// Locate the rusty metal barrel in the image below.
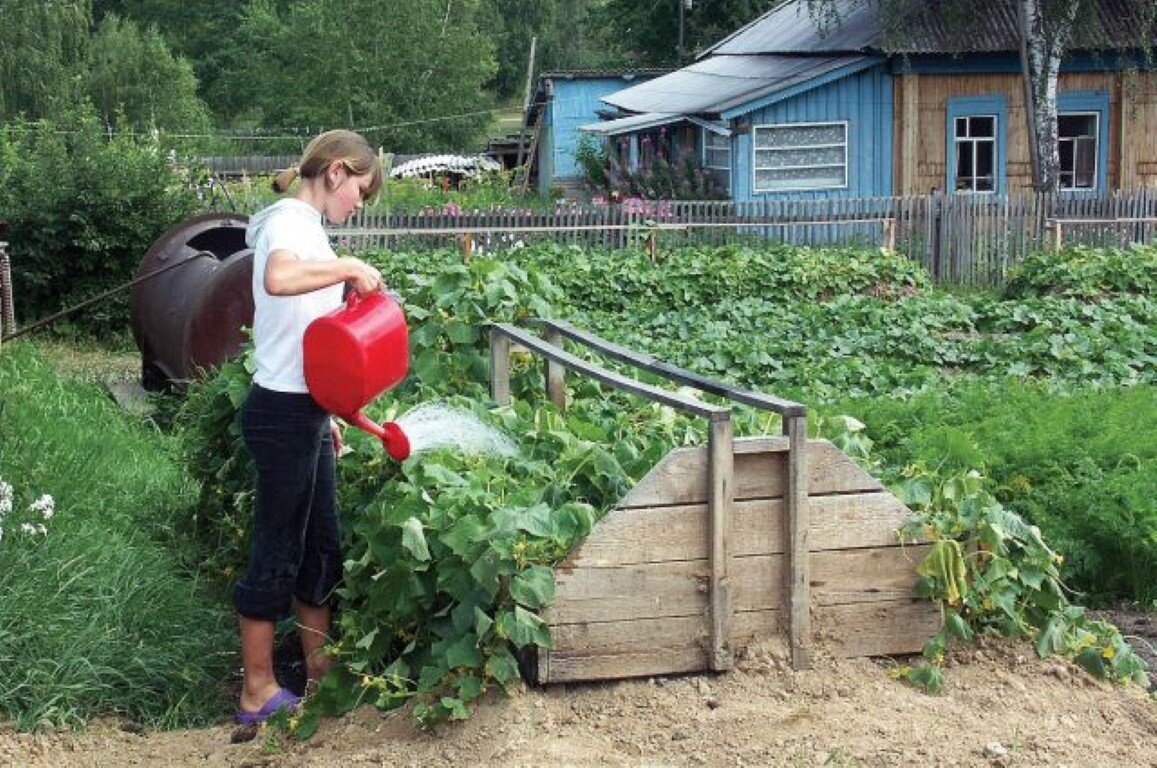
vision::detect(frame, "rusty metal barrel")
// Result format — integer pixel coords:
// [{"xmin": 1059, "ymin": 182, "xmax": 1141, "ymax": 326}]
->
[{"xmin": 130, "ymin": 212, "xmax": 253, "ymax": 389}]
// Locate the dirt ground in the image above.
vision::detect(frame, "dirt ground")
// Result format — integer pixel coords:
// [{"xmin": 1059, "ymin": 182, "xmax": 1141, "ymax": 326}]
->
[{"xmin": 1, "ymin": 632, "xmax": 1153, "ymax": 768}]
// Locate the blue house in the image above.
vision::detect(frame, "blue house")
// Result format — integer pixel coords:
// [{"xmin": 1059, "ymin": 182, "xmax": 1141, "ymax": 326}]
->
[
  {"xmin": 581, "ymin": 0, "xmax": 1157, "ymax": 200},
  {"xmin": 524, "ymin": 69, "xmax": 668, "ymax": 197}
]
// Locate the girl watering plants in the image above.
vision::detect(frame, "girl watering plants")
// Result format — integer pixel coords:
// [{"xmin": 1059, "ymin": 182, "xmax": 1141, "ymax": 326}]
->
[{"xmin": 233, "ymin": 129, "xmax": 383, "ymax": 724}]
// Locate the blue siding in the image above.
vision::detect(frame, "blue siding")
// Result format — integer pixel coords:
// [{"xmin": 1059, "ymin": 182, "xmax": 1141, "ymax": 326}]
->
[
  {"xmin": 539, "ymin": 76, "xmax": 660, "ymax": 195},
  {"xmin": 730, "ymin": 64, "xmax": 894, "ymax": 200}
]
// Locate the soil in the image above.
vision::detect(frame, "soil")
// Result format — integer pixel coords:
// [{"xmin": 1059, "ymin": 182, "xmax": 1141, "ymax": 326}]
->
[{"xmin": 1, "ymin": 632, "xmax": 1153, "ymax": 768}]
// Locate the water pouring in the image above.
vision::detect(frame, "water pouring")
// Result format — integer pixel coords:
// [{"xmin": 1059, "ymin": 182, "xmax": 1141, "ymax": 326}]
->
[{"xmin": 303, "ymin": 290, "xmax": 413, "ymax": 460}]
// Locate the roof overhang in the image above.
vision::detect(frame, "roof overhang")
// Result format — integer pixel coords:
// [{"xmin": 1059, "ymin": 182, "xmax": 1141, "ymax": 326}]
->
[{"xmin": 579, "ymin": 112, "xmax": 685, "ymax": 136}]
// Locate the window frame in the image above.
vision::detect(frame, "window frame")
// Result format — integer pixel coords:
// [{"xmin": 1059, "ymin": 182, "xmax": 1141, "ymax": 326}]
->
[
  {"xmin": 946, "ymin": 95, "xmax": 1007, "ymax": 196},
  {"xmin": 750, "ymin": 120, "xmax": 849, "ymax": 194},
  {"xmin": 952, "ymin": 114, "xmax": 999, "ymax": 194},
  {"xmin": 702, "ymin": 128, "xmax": 732, "ymax": 194},
  {"xmin": 1056, "ymin": 111, "xmax": 1100, "ymax": 192}
]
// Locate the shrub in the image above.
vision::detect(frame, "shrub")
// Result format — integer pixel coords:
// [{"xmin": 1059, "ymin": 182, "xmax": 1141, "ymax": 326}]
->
[
  {"xmin": 0, "ymin": 105, "xmax": 199, "ymax": 336},
  {"xmin": 1003, "ymin": 245, "xmax": 1157, "ymax": 300}
]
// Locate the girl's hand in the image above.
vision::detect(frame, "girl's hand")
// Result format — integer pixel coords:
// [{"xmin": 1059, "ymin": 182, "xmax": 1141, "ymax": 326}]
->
[
  {"xmin": 330, "ymin": 420, "xmax": 346, "ymax": 459},
  {"xmin": 343, "ymin": 258, "xmax": 382, "ymax": 296}
]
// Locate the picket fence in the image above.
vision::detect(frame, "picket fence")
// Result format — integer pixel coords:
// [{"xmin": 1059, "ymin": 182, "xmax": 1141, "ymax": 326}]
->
[{"xmin": 330, "ymin": 189, "xmax": 1157, "ymax": 286}]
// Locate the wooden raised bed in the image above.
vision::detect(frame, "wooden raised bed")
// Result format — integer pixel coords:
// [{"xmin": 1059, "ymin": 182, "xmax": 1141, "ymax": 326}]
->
[{"xmin": 489, "ymin": 320, "xmax": 939, "ymax": 684}]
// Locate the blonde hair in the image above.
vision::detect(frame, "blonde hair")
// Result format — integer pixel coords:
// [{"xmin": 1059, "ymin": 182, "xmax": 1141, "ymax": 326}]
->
[{"xmin": 273, "ymin": 129, "xmax": 382, "ymax": 199}]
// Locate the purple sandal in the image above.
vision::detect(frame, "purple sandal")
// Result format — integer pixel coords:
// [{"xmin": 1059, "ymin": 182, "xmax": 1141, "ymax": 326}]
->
[{"xmin": 236, "ymin": 688, "xmax": 300, "ymax": 724}]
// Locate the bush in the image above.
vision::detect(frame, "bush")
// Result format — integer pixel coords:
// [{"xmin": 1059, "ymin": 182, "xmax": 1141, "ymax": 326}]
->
[
  {"xmin": 1004, "ymin": 245, "xmax": 1157, "ymax": 300},
  {"xmin": 0, "ymin": 105, "xmax": 199, "ymax": 336}
]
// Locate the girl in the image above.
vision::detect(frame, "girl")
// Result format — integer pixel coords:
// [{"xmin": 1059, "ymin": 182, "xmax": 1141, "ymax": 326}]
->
[{"xmin": 234, "ymin": 129, "xmax": 383, "ymax": 724}]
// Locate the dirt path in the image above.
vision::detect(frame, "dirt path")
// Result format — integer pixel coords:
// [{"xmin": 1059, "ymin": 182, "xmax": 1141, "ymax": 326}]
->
[{"xmin": 2, "ymin": 636, "xmax": 1153, "ymax": 768}]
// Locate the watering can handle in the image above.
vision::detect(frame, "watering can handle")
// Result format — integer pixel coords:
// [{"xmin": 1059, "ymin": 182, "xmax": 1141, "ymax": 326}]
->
[{"xmin": 345, "ymin": 288, "xmax": 400, "ymax": 310}]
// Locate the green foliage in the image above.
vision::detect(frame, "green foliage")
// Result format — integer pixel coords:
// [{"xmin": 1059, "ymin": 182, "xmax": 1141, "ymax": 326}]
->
[
  {"xmin": 218, "ymin": 0, "xmax": 497, "ymax": 152},
  {"xmin": 891, "ymin": 457, "xmax": 1149, "ymax": 692},
  {"xmin": 1004, "ymin": 244, "xmax": 1157, "ymax": 300},
  {"xmin": 85, "ymin": 14, "xmax": 213, "ymax": 134},
  {"xmin": 0, "ymin": 343, "xmax": 234, "ymax": 729},
  {"xmin": 0, "ymin": 0, "xmax": 91, "ymax": 120},
  {"xmin": 173, "ymin": 347, "xmax": 257, "ymax": 589},
  {"xmin": 837, "ymin": 382, "xmax": 1157, "ymax": 605},
  {"xmin": 0, "ymin": 106, "xmax": 199, "ymax": 335}
]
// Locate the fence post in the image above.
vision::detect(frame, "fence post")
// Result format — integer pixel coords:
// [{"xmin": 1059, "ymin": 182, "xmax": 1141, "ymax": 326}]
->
[
  {"xmin": 544, "ymin": 327, "xmax": 567, "ymax": 411},
  {"xmin": 489, "ymin": 331, "xmax": 511, "ymax": 406},
  {"xmin": 0, "ymin": 239, "xmax": 13, "ymax": 345},
  {"xmin": 783, "ymin": 412, "xmax": 811, "ymax": 670},
  {"xmin": 1053, "ymin": 219, "xmax": 1063, "ymax": 254},
  {"xmin": 883, "ymin": 217, "xmax": 897, "ymax": 251}
]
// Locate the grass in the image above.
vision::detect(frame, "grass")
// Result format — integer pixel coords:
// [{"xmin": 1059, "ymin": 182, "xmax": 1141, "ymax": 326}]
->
[{"xmin": 0, "ymin": 341, "xmax": 235, "ymax": 729}]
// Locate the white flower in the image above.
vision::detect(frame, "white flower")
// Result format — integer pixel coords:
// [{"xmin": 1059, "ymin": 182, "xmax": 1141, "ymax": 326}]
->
[
  {"xmin": 20, "ymin": 522, "xmax": 36, "ymax": 535},
  {"xmin": 0, "ymin": 479, "xmax": 12, "ymax": 516},
  {"xmin": 36, "ymin": 524, "xmax": 46, "ymax": 536},
  {"xmin": 29, "ymin": 494, "xmax": 54, "ymax": 520}
]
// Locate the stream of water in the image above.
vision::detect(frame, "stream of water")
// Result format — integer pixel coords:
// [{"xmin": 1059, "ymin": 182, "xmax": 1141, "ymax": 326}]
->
[{"xmin": 393, "ymin": 401, "xmax": 518, "ymax": 458}]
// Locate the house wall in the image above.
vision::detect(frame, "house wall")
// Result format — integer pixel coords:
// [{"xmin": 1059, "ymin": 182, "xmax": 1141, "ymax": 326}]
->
[
  {"xmin": 538, "ymin": 75, "xmax": 661, "ymax": 196},
  {"xmin": 730, "ymin": 64, "xmax": 894, "ymax": 201},
  {"xmin": 893, "ymin": 69, "xmax": 1157, "ymax": 194}
]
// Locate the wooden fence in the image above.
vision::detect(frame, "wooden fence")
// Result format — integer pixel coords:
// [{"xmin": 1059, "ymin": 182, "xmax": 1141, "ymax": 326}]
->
[{"xmin": 330, "ymin": 188, "xmax": 1157, "ymax": 285}]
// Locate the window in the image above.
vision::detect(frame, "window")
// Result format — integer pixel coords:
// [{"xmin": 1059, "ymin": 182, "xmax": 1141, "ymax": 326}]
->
[
  {"xmin": 752, "ymin": 122, "xmax": 847, "ymax": 192},
  {"xmin": 953, "ymin": 115, "xmax": 997, "ymax": 192},
  {"xmin": 1058, "ymin": 113, "xmax": 1098, "ymax": 191},
  {"xmin": 703, "ymin": 130, "xmax": 731, "ymax": 194}
]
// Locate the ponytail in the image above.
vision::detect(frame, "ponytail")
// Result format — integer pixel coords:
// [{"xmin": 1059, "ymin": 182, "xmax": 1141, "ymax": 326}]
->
[{"xmin": 272, "ymin": 165, "xmax": 300, "ymax": 193}]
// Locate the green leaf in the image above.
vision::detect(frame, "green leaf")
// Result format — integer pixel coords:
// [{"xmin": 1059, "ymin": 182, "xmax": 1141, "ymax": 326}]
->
[
  {"xmin": 498, "ymin": 606, "xmax": 553, "ymax": 649},
  {"xmin": 510, "ymin": 565, "xmax": 556, "ymax": 609},
  {"xmin": 401, "ymin": 517, "xmax": 431, "ymax": 562},
  {"xmin": 484, "ymin": 646, "xmax": 521, "ymax": 686}
]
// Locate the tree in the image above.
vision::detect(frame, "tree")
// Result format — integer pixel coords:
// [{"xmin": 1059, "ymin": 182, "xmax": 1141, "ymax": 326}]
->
[
  {"xmin": 0, "ymin": 0, "xmax": 92, "ymax": 120},
  {"xmin": 588, "ymin": 0, "xmax": 780, "ymax": 66},
  {"xmin": 806, "ymin": 0, "xmax": 1157, "ymax": 192},
  {"xmin": 219, "ymin": 0, "xmax": 498, "ymax": 152},
  {"xmin": 84, "ymin": 14, "xmax": 213, "ymax": 134}
]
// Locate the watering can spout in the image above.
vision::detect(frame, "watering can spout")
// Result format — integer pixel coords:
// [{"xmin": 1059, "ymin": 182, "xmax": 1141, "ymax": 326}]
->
[{"xmin": 344, "ymin": 411, "xmax": 412, "ymax": 461}]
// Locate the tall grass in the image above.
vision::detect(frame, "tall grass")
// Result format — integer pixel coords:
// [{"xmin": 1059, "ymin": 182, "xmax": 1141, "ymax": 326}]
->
[{"xmin": 0, "ymin": 343, "xmax": 235, "ymax": 729}]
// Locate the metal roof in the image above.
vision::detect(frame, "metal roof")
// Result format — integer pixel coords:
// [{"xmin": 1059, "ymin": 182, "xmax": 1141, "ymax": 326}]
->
[
  {"xmin": 601, "ymin": 54, "xmax": 870, "ymax": 116},
  {"xmin": 579, "ymin": 112, "xmax": 684, "ymax": 136},
  {"xmin": 706, "ymin": 0, "xmax": 1156, "ymax": 57}
]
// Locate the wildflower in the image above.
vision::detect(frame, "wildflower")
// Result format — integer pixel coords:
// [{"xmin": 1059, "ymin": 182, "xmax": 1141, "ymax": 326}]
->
[
  {"xmin": 29, "ymin": 494, "xmax": 54, "ymax": 521},
  {"xmin": 0, "ymin": 479, "xmax": 12, "ymax": 515}
]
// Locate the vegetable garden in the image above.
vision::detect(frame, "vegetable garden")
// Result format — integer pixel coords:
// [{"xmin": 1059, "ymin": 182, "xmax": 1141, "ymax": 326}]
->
[{"xmin": 0, "ymin": 239, "xmax": 1153, "ymax": 743}]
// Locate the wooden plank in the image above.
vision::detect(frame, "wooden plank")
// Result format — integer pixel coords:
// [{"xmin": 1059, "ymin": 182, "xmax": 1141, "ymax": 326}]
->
[
  {"xmin": 567, "ymin": 492, "xmax": 917, "ymax": 567},
  {"xmin": 783, "ymin": 414, "xmax": 811, "ymax": 669},
  {"xmin": 707, "ymin": 418, "xmax": 735, "ymax": 670},
  {"xmin": 618, "ymin": 438, "xmax": 883, "ymax": 508},
  {"xmin": 817, "ymin": 600, "xmax": 942, "ymax": 659},
  {"xmin": 538, "ymin": 600, "xmax": 937, "ymax": 683},
  {"xmin": 546, "ymin": 545, "xmax": 932, "ymax": 625}
]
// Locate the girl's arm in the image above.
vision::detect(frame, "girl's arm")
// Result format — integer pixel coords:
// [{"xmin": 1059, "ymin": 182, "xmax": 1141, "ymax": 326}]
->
[{"xmin": 263, "ymin": 249, "xmax": 382, "ymax": 296}]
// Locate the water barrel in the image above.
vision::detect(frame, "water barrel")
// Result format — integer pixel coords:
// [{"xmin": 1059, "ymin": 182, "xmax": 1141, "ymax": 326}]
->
[{"xmin": 130, "ymin": 212, "xmax": 253, "ymax": 389}]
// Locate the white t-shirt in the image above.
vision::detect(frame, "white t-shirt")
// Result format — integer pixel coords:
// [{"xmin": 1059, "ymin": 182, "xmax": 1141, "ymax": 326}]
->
[{"xmin": 245, "ymin": 198, "xmax": 344, "ymax": 393}]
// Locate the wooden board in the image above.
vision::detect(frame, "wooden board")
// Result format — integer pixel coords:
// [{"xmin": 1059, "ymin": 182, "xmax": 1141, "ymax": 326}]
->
[
  {"xmin": 538, "ymin": 600, "xmax": 940, "ymax": 683},
  {"xmin": 566, "ymin": 491, "xmax": 916, "ymax": 567},
  {"xmin": 619, "ymin": 438, "xmax": 882, "ymax": 508},
  {"xmin": 545, "ymin": 545, "xmax": 932, "ymax": 625}
]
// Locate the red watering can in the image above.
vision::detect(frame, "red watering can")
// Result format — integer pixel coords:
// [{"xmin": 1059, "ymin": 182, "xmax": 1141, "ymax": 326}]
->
[{"xmin": 303, "ymin": 291, "xmax": 412, "ymax": 460}]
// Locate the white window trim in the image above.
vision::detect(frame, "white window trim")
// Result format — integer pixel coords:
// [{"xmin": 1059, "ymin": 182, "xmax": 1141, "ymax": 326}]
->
[
  {"xmin": 751, "ymin": 120, "xmax": 849, "ymax": 193},
  {"xmin": 702, "ymin": 129, "xmax": 731, "ymax": 193},
  {"xmin": 1057, "ymin": 111, "xmax": 1099, "ymax": 192},
  {"xmin": 952, "ymin": 114, "xmax": 998, "ymax": 195}
]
